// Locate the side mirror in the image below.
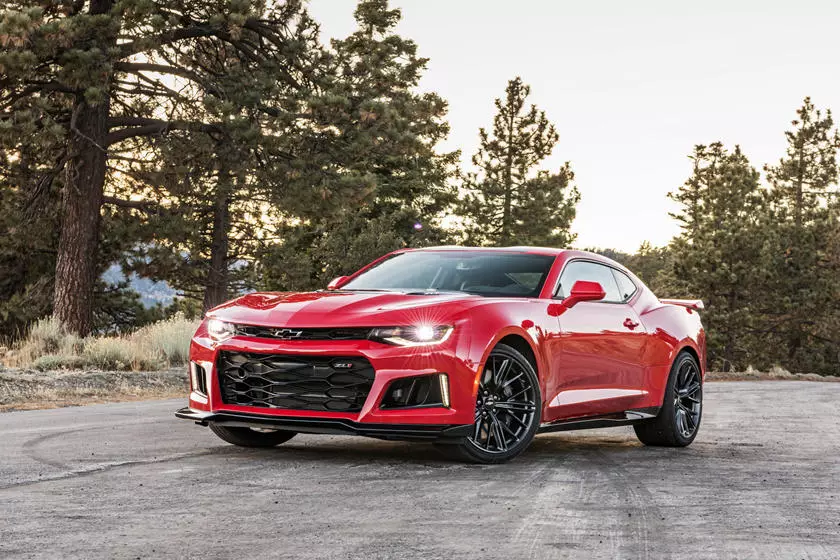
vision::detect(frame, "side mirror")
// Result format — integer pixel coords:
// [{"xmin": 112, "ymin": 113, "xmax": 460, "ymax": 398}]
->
[
  {"xmin": 547, "ymin": 280, "xmax": 605, "ymax": 316},
  {"xmin": 565, "ymin": 280, "xmax": 606, "ymax": 307},
  {"xmin": 326, "ymin": 276, "xmax": 349, "ymax": 290}
]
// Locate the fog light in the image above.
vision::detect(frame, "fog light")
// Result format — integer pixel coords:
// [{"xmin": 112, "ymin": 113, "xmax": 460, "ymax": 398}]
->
[
  {"xmin": 189, "ymin": 362, "xmax": 208, "ymax": 395},
  {"xmin": 438, "ymin": 373, "xmax": 450, "ymax": 408},
  {"xmin": 380, "ymin": 373, "xmax": 450, "ymax": 409}
]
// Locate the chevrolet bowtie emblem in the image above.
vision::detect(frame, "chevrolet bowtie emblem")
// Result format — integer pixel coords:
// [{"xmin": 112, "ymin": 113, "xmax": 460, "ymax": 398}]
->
[{"xmin": 273, "ymin": 328, "xmax": 304, "ymax": 339}]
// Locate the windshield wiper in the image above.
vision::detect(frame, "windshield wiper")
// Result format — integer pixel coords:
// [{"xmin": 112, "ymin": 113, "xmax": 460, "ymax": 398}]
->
[
  {"xmin": 341, "ymin": 288, "xmax": 398, "ymax": 292},
  {"xmin": 401, "ymin": 289, "xmax": 465, "ymax": 296}
]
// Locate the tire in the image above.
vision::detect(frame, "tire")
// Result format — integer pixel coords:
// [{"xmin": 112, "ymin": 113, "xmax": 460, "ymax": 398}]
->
[
  {"xmin": 209, "ymin": 423, "xmax": 297, "ymax": 448},
  {"xmin": 438, "ymin": 343, "xmax": 541, "ymax": 464},
  {"xmin": 634, "ymin": 351, "xmax": 702, "ymax": 447}
]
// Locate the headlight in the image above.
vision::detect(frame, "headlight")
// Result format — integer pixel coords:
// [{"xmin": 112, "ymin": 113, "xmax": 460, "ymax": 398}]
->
[
  {"xmin": 207, "ymin": 318, "xmax": 236, "ymax": 341},
  {"xmin": 369, "ymin": 325, "xmax": 453, "ymax": 347}
]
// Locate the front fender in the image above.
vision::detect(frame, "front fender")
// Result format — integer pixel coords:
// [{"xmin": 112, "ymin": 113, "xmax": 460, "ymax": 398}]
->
[{"xmin": 456, "ymin": 300, "xmax": 555, "ymax": 405}]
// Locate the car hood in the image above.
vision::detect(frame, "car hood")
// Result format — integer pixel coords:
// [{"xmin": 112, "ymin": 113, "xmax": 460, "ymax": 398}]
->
[{"xmin": 208, "ymin": 290, "xmax": 483, "ymax": 327}]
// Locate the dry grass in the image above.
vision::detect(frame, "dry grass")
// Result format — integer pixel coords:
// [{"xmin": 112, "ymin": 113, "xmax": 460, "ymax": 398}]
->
[{"xmin": 1, "ymin": 314, "xmax": 200, "ymax": 371}]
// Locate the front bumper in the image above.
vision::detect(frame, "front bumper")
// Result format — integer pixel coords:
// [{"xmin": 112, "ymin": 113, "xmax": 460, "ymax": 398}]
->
[
  {"xmin": 181, "ymin": 324, "xmax": 479, "ymax": 429},
  {"xmin": 176, "ymin": 407, "xmax": 472, "ymax": 442}
]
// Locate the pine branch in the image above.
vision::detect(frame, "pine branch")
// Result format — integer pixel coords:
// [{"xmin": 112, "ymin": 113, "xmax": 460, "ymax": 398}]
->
[
  {"xmin": 102, "ymin": 196, "xmax": 162, "ymax": 214},
  {"xmin": 105, "ymin": 117, "xmax": 223, "ymax": 145},
  {"xmin": 117, "ymin": 25, "xmax": 219, "ymax": 59},
  {"xmin": 113, "ymin": 62, "xmax": 222, "ymax": 96}
]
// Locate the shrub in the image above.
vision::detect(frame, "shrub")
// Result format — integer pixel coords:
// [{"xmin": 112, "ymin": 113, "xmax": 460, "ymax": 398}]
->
[
  {"xmin": 83, "ymin": 337, "xmax": 145, "ymax": 371},
  {"xmin": 7, "ymin": 317, "xmax": 82, "ymax": 368},
  {"xmin": 32, "ymin": 354, "xmax": 88, "ymax": 371},
  {"xmin": 3, "ymin": 314, "xmax": 199, "ymax": 371},
  {"xmin": 132, "ymin": 313, "xmax": 196, "ymax": 366}
]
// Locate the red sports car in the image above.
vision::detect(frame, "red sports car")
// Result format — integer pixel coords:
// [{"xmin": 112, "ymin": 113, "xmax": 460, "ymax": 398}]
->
[{"xmin": 177, "ymin": 247, "xmax": 705, "ymax": 463}]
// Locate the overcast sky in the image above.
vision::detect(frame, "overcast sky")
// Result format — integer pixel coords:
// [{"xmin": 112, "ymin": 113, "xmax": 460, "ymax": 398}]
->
[{"xmin": 308, "ymin": 0, "xmax": 840, "ymax": 252}]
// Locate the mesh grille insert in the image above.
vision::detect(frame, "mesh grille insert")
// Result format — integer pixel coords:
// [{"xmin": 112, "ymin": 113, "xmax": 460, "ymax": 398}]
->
[
  {"xmin": 217, "ymin": 351, "xmax": 375, "ymax": 412},
  {"xmin": 234, "ymin": 326, "xmax": 371, "ymax": 341}
]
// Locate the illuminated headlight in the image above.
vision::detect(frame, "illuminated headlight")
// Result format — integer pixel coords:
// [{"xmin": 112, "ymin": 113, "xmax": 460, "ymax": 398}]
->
[
  {"xmin": 369, "ymin": 325, "xmax": 453, "ymax": 347},
  {"xmin": 207, "ymin": 318, "xmax": 236, "ymax": 341}
]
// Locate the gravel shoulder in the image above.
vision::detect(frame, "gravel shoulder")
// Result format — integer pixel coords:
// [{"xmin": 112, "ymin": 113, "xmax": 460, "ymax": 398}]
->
[
  {"xmin": 1, "ymin": 381, "xmax": 838, "ymax": 559},
  {"xmin": 0, "ymin": 368, "xmax": 187, "ymax": 412}
]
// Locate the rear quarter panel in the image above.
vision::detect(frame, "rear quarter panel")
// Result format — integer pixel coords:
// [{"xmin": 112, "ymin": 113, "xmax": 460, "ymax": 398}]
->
[{"xmin": 634, "ymin": 288, "xmax": 707, "ymax": 405}]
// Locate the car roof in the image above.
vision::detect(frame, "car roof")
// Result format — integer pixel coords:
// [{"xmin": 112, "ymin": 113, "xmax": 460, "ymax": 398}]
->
[
  {"xmin": 408, "ymin": 245, "xmax": 565, "ymax": 255},
  {"xmin": 402, "ymin": 246, "xmax": 630, "ymax": 272}
]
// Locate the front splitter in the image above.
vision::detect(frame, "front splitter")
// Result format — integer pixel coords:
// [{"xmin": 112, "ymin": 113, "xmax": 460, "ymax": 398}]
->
[{"xmin": 176, "ymin": 407, "xmax": 472, "ymax": 442}]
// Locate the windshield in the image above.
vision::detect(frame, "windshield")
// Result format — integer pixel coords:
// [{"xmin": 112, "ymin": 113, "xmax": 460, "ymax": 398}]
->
[{"xmin": 342, "ymin": 251, "xmax": 556, "ymax": 298}]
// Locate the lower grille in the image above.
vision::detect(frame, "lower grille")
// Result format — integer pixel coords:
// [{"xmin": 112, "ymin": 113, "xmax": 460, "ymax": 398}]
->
[{"xmin": 217, "ymin": 351, "xmax": 375, "ymax": 412}]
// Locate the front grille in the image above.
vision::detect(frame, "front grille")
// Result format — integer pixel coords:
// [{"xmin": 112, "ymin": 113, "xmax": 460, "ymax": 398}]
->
[
  {"xmin": 234, "ymin": 325, "xmax": 371, "ymax": 341},
  {"xmin": 217, "ymin": 351, "xmax": 375, "ymax": 412}
]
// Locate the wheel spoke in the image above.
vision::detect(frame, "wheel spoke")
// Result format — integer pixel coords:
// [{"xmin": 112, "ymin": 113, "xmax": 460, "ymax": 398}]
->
[
  {"xmin": 494, "ymin": 358, "xmax": 512, "ymax": 388},
  {"xmin": 494, "ymin": 413, "xmax": 519, "ymax": 439},
  {"xmin": 683, "ymin": 382, "xmax": 701, "ymax": 396},
  {"xmin": 495, "ymin": 400, "xmax": 535, "ymax": 412},
  {"xmin": 474, "ymin": 416, "xmax": 486, "ymax": 447},
  {"xmin": 491, "ymin": 418, "xmax": 507, "ymax": 452},
  {"xmin": 501, "ymin": 370, "xmax": 524, "ymax": 390},
  {"xmin": 502, "ymin": 410, "xmax": 529, "ymax": 429},
  {"xmin": 683, "ymin": 409, "xmax": 697, "ymax": 431},
  {"xmin": 506, "ymin": 385, "xmax": 529, "ymax": 401}
]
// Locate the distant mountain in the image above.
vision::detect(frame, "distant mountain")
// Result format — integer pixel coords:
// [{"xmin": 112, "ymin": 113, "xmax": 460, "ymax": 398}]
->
[{"xmin": 102, "ymin": 265, "xmax": 177, "ymax": 308}]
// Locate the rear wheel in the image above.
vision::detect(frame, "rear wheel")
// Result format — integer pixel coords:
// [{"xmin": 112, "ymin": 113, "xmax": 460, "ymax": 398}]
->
[
  {"xmin": 209, "ymin": 424, "xmax": 297, "ymax": 448},
  {"xmin": 634, "ymin": 351, "xmax": 702, "ymax": 447},
  {"xmin": 439, "ymin": 343, "xmax": 541, "ymax": 464}
]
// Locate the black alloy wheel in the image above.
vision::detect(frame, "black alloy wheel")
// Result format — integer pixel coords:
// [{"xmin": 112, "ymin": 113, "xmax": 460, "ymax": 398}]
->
[
  {"xmin": 634, "ymin": 351, "xmax": 703, "ymax": 447},
  {"xmin": 439, "ymin": 343, "xmax": 541, "ymax": 463},
  {"xmin": 673, "ymin": 358, "xmax": 702, "ymax": 438}
]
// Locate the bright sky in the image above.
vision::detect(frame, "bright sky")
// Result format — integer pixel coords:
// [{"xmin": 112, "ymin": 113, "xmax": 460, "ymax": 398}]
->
[{"xmin": 308, "ymin": 0, "xmax": 840, "ymax": 252}]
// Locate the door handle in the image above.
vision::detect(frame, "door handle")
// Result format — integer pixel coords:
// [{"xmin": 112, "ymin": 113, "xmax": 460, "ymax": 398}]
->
[{"xmin": 623, "ymin": 318, "xmax": 639, "ymax": 330}]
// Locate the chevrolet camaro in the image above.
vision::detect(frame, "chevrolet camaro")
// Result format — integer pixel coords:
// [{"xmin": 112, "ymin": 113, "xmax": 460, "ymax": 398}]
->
[{"xmin": 176, "ymin": 247, "xmax": 705, "ymax": 463}]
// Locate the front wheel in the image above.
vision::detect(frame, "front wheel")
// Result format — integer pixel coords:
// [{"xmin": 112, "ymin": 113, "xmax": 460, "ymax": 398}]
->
[
  {"xmin": 209, "ymin": 424, "xmax": 297, "ymax": 448},
  {"xmin": 634, "ymin": 351, "xmax": 702, "ymax": 447},
  {"xmin": 439, "ymin": 343, "xmax": 541, "ymax": 464}
]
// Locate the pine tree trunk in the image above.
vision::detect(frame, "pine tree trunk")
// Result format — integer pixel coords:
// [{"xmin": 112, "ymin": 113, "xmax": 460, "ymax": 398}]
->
[
  {"xmin": 53, "ymin": 0, "xmax": 114, "ymax": 335},
  {"xmin": 202, "ymin": 172, "xmax": 232, "ymax": 312},
  {"xmin": 501, "ymin": 111, "xmax": 516, "ymax": 245}
]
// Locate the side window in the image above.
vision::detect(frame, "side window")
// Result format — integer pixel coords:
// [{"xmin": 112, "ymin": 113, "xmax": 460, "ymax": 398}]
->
[
  {"xmin": 556, "ymin": 261, "xmax": 622, "ymax": 302},
  {"xmin": 612, "ymin": 269, "xmax": 638, "ymax": 302}
]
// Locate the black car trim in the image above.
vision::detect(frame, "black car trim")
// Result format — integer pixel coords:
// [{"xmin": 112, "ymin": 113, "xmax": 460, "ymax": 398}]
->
[
  {"xmin": 175, "ymin": 407, "xmax": 472, "ymax": 441},
  {"xmin": 537, "ymin": 406, "xmax": 660, "ymax": 433}
]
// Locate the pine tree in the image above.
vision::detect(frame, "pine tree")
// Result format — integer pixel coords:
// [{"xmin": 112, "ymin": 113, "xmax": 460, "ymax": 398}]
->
[
  {"xmin": 0, "ymin": 0, "xmax": 319, "ymax": 333},
  {"xmin": 259, "ymin": 0, "xmax": 459, "ymax": 290},
  {"xmin": 762, "ymin": 98, "xmax": 840, "ymax": 372},
  {"xmin": 461, "ymin": 77, "xmax": 579, "ymax": 247},
  {"xmin": 668, "ymin": 143, "xmax": 767, "ymax": 371}
]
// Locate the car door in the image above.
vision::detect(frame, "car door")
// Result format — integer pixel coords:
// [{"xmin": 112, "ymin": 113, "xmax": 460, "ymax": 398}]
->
[{"xmin": 545, "ymin": 260, "xmax": 648, "ymax": 422}]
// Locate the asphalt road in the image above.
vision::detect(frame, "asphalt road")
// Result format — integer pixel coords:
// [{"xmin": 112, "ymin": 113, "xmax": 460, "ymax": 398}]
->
[{"xmin": 1, "ymin": 381, "xmax": 838, "ymax": 560}]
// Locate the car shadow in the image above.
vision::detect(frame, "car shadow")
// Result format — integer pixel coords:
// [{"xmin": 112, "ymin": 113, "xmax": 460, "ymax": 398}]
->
[{"xmin": 201, "ymin": 430, "xmax": 689, "ymax": 468}]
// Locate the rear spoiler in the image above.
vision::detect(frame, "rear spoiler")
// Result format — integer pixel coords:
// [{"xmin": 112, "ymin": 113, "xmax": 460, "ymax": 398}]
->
[{"xmin": 660, "ymin": 299, "xmax": 705, "ymax": 311}]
